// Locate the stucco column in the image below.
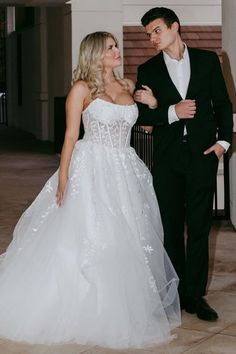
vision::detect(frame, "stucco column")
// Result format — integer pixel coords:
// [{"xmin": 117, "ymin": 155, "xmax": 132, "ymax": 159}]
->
[
  {"xmin": 6, "ymin": 7, "xmax": 15, "ymax": 127},
  {"xmin": 222, "ymin": 0, "xmax": 236, "ymax": 228},
  {"xmin": 70, "ymin": 0, "xmax": 123, "ymax": 75},
  {"xmin": 34, "ymin": 7, "xmax": 49, "ymax": 140}
]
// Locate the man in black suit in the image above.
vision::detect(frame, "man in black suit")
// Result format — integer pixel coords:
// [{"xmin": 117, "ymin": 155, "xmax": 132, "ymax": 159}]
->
[{"xmin": 134, "ymin": 7, "xmax": 233, "ymax": 321}]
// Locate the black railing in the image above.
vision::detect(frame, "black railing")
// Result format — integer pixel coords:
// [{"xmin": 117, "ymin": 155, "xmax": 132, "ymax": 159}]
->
[
  {"xmin": 0, "ymin": 92, "xmax": 7, "ymax": 125},
  {"xmin": 131, "ymin": 125, "xmax": 153, "ymax": 171}
]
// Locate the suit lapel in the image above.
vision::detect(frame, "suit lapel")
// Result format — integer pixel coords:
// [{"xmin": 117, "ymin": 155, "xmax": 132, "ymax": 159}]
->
[
  {"xmin": 154, "ymin": 52, "xmax": 182, "ymax": 100},
  {"xmin": 150, "ymin": 48, "xmax": 198, "ymax": 100},
  {"xmin": 186, "ymin": 47, "xmax": 198, "ymax": 98},
  {"xmin": 155, "ymin": 48, "xmax": 198, "ymax": 99}
]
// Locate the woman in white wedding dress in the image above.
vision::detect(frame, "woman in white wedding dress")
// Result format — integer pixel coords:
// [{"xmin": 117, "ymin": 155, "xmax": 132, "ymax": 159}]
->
[{"xmin": 0, "ymin": 31, "xmax": 180, "ymax": 348}]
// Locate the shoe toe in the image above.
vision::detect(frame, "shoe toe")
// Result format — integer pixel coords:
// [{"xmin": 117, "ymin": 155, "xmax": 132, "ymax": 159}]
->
[{"xmin": 196, "ymin": 299, "xmax": 218, "ymax": 321}]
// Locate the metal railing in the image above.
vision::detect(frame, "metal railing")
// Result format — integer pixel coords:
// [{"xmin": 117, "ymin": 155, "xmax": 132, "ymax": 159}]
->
[{"xmin": 131, "ymin": 125, "xmax": 153, "ymax": 171}]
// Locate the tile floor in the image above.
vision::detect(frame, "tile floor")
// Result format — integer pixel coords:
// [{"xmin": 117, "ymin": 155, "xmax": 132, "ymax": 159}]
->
[{"xmin": 0, "ymin": 126, "xmax": 236, "ymax": 354}]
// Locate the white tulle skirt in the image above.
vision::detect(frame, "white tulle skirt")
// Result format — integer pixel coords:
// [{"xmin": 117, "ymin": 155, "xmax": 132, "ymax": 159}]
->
[{"xmin": 0, "ymin": 140, "xmax": 181, "ymax": 348}]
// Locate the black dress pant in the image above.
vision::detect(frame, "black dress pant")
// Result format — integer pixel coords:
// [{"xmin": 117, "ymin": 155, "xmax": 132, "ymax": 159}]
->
[{"xmin": 153, "ymin": 140, "xmax": 219, "ymax": 299}]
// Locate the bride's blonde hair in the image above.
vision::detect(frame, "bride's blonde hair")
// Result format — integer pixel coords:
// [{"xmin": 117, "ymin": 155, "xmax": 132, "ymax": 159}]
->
[{"xmin": 72, "ymin": 31, "xmax": 128, "ymax": 97}]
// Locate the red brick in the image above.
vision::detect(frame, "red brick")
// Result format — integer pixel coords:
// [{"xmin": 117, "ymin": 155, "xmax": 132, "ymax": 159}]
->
[{"xmin": 123, "ymin": 25, "xmax": 222, "ymax": 81}]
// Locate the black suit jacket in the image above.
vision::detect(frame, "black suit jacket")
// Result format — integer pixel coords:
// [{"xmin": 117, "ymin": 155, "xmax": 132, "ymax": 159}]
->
[{"xmin": 136, "ymin": 47, "xmax": 233, "ymax": 161}]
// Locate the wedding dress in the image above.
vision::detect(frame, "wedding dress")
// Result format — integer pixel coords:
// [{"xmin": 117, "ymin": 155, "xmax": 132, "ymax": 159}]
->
[{"xmin": 0, "ymin": 98, "xmax": 181, "ymax": 348}]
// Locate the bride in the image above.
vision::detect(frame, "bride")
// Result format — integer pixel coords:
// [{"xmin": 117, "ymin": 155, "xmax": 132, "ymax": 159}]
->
[{"xmin": 0, "ymin": 31, "xmax": 181, "ymax": 348}]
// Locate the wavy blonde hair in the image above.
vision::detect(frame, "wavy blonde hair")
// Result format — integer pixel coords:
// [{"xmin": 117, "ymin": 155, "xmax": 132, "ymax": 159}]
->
[{"xmin": 72, "ymin": 31, "xmax": 127, "ymax": 97}]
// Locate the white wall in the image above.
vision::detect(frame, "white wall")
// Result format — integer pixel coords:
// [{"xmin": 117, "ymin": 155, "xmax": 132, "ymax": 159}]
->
[
  {"xmin": 222, "ymin": 0, "xmax": 236, "ymax": 227},
  {"xmin": 71, "ymin": 0, "xmax": 123, "ymax": 75},
  {"xmin": 69, "ymin": 0, "xmax": 221, "ymax": 88},
  {"xmin": 123, "ymin": 0, "xmax": 221, "ymax": 26}
]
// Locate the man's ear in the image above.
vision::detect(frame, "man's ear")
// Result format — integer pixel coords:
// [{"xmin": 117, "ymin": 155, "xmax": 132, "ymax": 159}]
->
[{"xmin": 171, "ymin": 22, "xmax": 179, "ymax": 33}]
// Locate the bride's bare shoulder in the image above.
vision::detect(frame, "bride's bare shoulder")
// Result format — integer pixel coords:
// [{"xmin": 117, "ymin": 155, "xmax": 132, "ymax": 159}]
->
[
  {"xmin": 70, "ymin": 80, "xmax": 90, "ymax": 97},
  {"xmin": 123, "ymin": 78, "xmax": 135, "ymax": 94},
  {"xmin": 66, "ymin": 81, "xmax": 91, "ymax": 111},
  {"xmin": 66, "ymin": 81, "xmax": 90, "ymax": 106}
]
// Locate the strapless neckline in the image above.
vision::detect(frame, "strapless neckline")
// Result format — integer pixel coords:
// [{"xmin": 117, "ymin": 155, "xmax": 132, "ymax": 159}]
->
[{"xmin": 83, "ymin": 97, "xmax": 137, "ymax": 114}]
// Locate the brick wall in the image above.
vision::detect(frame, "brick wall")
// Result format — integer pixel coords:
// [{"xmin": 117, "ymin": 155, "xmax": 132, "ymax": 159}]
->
[{"xmin": 123, "ymin": 26, "xmax": 222, "ymax": 82}]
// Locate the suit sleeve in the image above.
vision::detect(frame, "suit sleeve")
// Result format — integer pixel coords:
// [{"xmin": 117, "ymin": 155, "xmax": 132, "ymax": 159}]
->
[
  {"xmin": 135, "ymin": 65, "xmax": 170, "ymax": 126},
  {"xmin": 210, "ymin": 52, "xmax": 233, "ymax": 144}
]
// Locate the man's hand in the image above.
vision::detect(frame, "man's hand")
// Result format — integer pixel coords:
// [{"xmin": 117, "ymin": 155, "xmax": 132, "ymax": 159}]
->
[
  {"xmin": 175, "ymin": 99, "xmax": 196, "ymax": 119},
  {"xmin": 204, "ymin": 143, "xmax": 225, "ymax": 159}
]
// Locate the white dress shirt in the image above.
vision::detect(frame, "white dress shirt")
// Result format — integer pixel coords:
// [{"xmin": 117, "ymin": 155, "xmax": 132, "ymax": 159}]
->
[{"xmin": 163, "ymin": 45, "xmax": 230, "ymax": 152}]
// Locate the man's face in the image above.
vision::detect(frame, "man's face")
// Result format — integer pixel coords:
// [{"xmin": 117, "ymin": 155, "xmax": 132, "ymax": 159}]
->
[{"xmin": 145, "ymin": 18, "xmax": 178, "ymax": 51}]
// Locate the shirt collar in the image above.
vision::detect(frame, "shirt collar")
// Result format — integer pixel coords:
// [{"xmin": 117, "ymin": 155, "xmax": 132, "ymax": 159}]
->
[{"xmin": 163, "ymin": 43, "xmax": 188, "ymax": 64}]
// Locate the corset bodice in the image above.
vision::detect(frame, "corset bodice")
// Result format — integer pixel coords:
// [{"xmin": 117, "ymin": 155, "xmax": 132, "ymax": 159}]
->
[{"xmin": 82, "ymin": 98, "xmax": 138, "ymax": 148}]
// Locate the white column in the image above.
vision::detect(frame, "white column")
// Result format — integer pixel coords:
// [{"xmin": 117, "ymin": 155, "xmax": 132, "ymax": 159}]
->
[
  {"xmin": 5, "ymin": 7, "xmax": 16, "ymax": 127},
  {"xmin": 71, "ymin": 0, "xmax": 123, "ymax": 75},
  {"xmin": 63, "ymin": 5, "xmax": 72, "ymax": 94},
  {"xmin": 222, "ymin": 0, "xmax": 236, "ymax": 227},
  {"xmin": 6, "ymin": 6, "xmax": 15, "ymax": 34},
  {"xmin": 34, "ymin": 7, "xmax": 49, "ymax": 141}
]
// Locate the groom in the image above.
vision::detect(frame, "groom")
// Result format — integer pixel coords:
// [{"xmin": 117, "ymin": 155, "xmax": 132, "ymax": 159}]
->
[{"xmin": 134, "ymin": 7, "xmax": 233, "ymax": 321}]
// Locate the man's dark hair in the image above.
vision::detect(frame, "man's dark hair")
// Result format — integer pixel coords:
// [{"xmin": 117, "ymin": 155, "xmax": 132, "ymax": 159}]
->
[{"xmin": 141, "ymin": 7, "xmax": 181, "ymax": 35}]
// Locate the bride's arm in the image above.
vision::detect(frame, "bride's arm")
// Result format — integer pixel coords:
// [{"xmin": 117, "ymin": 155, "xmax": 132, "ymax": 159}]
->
[
  {"xmin": 134, "ymin": 85, "xmax": 158, "ymax": 109},
  {"xmin": 125, "ymin": 79, "xmax": 155, "ymax": 133},
  {"xmin": 56, "ymin": 81, "xmax": 89, "ymax": 206}
]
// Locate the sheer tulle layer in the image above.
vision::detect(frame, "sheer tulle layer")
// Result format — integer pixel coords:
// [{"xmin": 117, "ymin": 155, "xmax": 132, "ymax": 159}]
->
[{"xmin": 0, "ymin": 141, "xmax": 180, "ymax": 348}]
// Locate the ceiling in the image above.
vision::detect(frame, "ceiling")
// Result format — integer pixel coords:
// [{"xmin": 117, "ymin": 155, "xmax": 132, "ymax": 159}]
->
[{"xmin": 0, "ymin": 0, "xmax": 69, "ymax": 5}]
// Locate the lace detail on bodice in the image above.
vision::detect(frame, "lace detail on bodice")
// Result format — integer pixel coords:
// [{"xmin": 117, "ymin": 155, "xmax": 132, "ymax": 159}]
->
[{"xmin": 82, "ymin": 98, "xmax": 138, "ymax": 149}]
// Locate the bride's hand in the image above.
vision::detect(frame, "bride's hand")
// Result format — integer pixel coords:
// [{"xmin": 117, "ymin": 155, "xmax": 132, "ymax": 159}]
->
[
  {"xmin": 142, "ymin": 126, "xmax": 153, "ymax": 134},
  {"xmin": 134, "ymin": 85, "xmax": 158, "ymax": 109},
  {"xmin": 56, "ymin": 175, "xmax": 68, "ymax": 206}
]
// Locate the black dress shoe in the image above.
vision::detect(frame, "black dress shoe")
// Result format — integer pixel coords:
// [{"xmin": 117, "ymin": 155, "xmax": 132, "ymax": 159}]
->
[{"xmin": 185, "ymin": 297, "xmax": 218, "ymax": 321}]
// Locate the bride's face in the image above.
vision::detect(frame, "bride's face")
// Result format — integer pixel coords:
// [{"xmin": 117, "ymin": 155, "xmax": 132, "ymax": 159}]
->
[{"xmin": 102, "ymin": 37, "xmax": 121, "ymax": 69}]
